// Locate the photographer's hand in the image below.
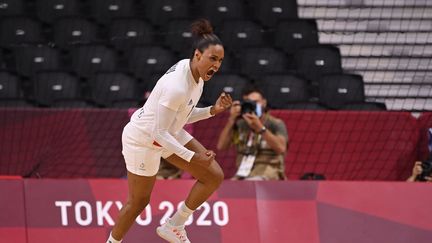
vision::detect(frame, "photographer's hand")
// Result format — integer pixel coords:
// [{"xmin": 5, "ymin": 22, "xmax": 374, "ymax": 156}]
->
[
  {"xmin": 242, "ymin": 113, "xmax": 263, "ymax": 132},
  {"xmin": 412, "ymin": 161, "xmax": 423, "ymax": 176},
  {"xmin": 216, "ymin": 100, "xmax": 240, "ymax": 150},
  {"xmin": 242, "ymin": 113, "xmax": 287, "ymax": 154},
  {"xmin": 229, "ymin": 101, "xmax": 241, "ymax": 121},
  {"xmin": 407, "ymin": 161, "xmax": 423, "ymax": 182}
]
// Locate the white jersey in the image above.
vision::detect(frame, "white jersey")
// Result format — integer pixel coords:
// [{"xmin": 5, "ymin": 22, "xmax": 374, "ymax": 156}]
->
[{"xmin": 130, "ymin": 59, "xmax": 213, "ymax": 162}]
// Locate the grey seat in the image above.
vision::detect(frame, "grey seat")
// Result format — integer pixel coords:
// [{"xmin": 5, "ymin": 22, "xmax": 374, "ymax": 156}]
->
[
  {"xmin": 0, "ymin": 17, "xmax": 44, "ymax": 47},
  {"xmin": 53, "ymin": 17, "xmax": 98, "ymax": 50},
  {"xmin": 128, "ymin": 46, "xmax": 176, "ymax": 81},
  {"xmin": 36, "ymin": 0, "xmax": 80, "ymax": 23},
  {"xmin": 201, "ymin": 74, "xmax": 251, "ymax": 106},
  {"xmin": 89, "ymin": 72, "xmax": 139, "ymax": 107},
  {"xmin": 318, "ymin": 73, "xmax": 366, "ymax": 110},
  {"xmin": 13, "ymin": 45, "xmax": 61, "ymax": 77},
  {"xmin": 71, "ymin": 45, "xmax": 118, "ymax": 78},
  {"xmin": 109, "ymin": 19, "xmax": 154, "ymax": 51},
  {"xmin": 256, "ymin": 74, "xmax": 311, "ymax": 109},
  {"xmin": 32, "ymin": 71, "xmax": 85, "ymax": 107},
  {"xmin": 0, "ymin": 71, "xmax": 30, "ymax": 107}
]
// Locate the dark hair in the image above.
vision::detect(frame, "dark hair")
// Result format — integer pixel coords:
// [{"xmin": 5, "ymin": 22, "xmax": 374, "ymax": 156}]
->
[
  {"xmin": 241, "ymin": 86, "xmax": 265, "ymax": 98},
  {"xmin": 300, "ymin": 173, "xmax": 326, "ymax": 180},
  {"xmin": 190, "ymin": 19, "xmax": 223, "ymax": 58}
]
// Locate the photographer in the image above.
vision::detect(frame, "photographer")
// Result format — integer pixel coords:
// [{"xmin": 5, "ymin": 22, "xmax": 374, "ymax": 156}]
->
[
  {"xmin": 407, "ymin": 160, "xmax": 432, "ymax": 182},
  {"xmin": 216, "ymin": 87, "xmax": 288, "ymax": 180}
]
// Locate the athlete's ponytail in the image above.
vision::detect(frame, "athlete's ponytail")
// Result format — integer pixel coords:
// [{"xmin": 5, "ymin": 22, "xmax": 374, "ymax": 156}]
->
[{"xmin": 190, "ymin": 19, "xmax": 223, "ymax": 58}]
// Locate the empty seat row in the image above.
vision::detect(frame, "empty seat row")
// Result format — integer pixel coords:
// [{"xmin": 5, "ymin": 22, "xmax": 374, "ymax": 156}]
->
[
  {"xmin": 201, "ymin": 73, "xmax": 385, "ymax": 110},
  {"xmin": 1, "ymin": 44, "xmax": 343, "ymax": 83},
  {"xmin": 2, "ymin": 45, "xmax": 174, "ymax": 79},
  {"xmin": 0, "ymin": 0, "xmax": 298, "ymax": 27},
  {"xmin": 0, "ymin": 71, "xmax": 142, "ymax": 108},
  {"xmin": 0, "ymin": 71, "xmax": 385, "ymax": 110},
  {"xmin": 0, "ymin": 16, "xmax": 318, "ymax": 56},
  {"xmin": 0, "ymin": 17, "xmax": 152, "ymax": 50}
]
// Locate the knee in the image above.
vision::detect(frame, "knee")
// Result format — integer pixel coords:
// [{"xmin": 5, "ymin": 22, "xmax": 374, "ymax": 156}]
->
[
  {"xmin": 128, "ymin": 195, "xmax": 150, "ymax": 212},
  {"xmin": 206, "ymin": 160, "xmax": 224, "ymax": 188}
]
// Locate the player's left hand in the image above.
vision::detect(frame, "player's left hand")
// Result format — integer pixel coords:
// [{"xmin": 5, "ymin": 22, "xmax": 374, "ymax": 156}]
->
[{"xmin": 211, "ymin": 92, "xmax": 233, "ymax": 115}]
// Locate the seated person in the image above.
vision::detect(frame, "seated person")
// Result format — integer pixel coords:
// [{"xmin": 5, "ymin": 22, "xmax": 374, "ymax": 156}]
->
[{"xmin": 216, "ymin": 87, "xmax": 288, "ymax": 180}]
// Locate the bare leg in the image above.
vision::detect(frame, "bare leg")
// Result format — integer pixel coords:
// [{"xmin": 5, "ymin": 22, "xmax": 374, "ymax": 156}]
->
[
  {"xmin": 165, "ymin": 138, "xmax": 224, "ymax": 210},
  {"xmin": 111, "ymin": 172, "xmax": 156, "ymax": 240}
]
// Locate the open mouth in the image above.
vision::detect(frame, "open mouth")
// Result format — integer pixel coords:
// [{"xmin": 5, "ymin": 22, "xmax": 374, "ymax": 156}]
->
[{"xmin": 206, "ymin": 69, "xmax": 215, "ymax": 79}]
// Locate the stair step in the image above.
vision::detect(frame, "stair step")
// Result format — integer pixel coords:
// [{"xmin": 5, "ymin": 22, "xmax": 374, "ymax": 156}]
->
[
  {"xmin": 299, "ymin": 7, "xmax": 432, "ymax": 19},
  {"xmin": 368, "ymin": 98, "xmax": 432, "ymax": 110},
  {"xmin": 342, "ymin": 57, "xmax": 432, "ymax": 70},
  {"xmin": 319, "ymin": 32, "xmax": 432, "ymax": 44},
  {"xmin": 298, "ymin": 0, "xmax": 432, "ymax": 7},
  {"xmin": 338, "ymin": 44, "xmax": 432, "ymax": 57},
  {"xmin": 349, "ymin": 70, "xmax": 432, "ymax": 84},
  {"xmin": 365, "ymin": 84, "xmax": 432, "ymax": 97},
  {"xmin": 317, "ymin": 19, "xmax": 432, "ymax": 32}
]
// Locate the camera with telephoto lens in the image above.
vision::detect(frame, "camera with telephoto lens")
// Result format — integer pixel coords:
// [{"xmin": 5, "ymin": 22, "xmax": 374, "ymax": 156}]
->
[
  {"xmin": 241, "ymin": 100, "xmax": 257, "ymax": 115},
  {"xmin": 240, "ymin": 100, "xmax": 263, "ymax": 117},
  {"xmin": 417, "ymin": 159, "xmax": 432, "ymax": 181}
]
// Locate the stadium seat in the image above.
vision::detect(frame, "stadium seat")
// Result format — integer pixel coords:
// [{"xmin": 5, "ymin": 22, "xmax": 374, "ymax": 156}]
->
[
  {"xmin": 219, "ymin": 20, "xmax": 265, "ymax": 52},
  {"xmin": 0, "ymin": 0, "xmax": 24, "ymax": 16},
  {"xmin": 36, "ymin": 0, "xmax": 80, "ymax": 23},
  {"xmin": 282, "ymin": 102, "xmax": 327, "ymax": 110},
  {"xmin": 239, "ymin": 47, "xmax": 289, "ymax": 80},
  {"xmin": 139, "ymin": 73, "xmax": 160, "ymax": 101},
  {"xmin": 32, "ymin": 71, "xmax": 86, "ymax": 107},
  {"xmin": 90, "ymin": 0, "xmax": 135, "ymax": 24},
  {"xmin": 53, "ymin": 17, "xmax": 98, "ymax": 50},
  {"xmin": 0, "ymin": 71, "xmax": 30, "ymax": 107},
  {"xmin": 318, "ymin": 73, "xmax": 366, "ymax": 110},
  {"xmin": 89, "ymin": 72, "xmax": 139, "ymax": 107},
  {"xmin": 201, "ymin": 74, "xmax": 251, "ymax": 106},
  {"xmin": 294, "ymin": 45, "xmax": 342, "ymax": 83},
  {"xmin": 71, "ymin": 45, "xmax": 118, "ymax": 78},
  {"xmin": 341, "ymin": 102, "xmax": 387, "ymax": 111},
  {"xmin": 164, "ymin": 19, "xmax": 194, "ymax": 58},
  {"xmin": 218, "ymin": 53, "xmax": 235, "ymax": 74},
  {"xmin": 248, "ymin": 0, "xmax": 298, "ymax": 27},
  {"xmin": 195, "ymin": 0, "xmax": 245, "ymax": 28},
  {"xmin": 0, "ymin": 52, "xmax": 5, "ymax": 69},
  {"xmin": 128, "ymin": 46, "xmax": 176, "ymax": 81},
  {"xmin": 109, "ymin": 18, "xmax": 154, "ymax": 51},
  {"xmin": 13, "ymin": 45, "xmax": 61, "ymax": 77},
  {"xmin": 0, "ymin": 17, "xmax": 44, "ymax": 47},
  {"xmin": 275, "ymin": 19, "xmax": 319, "ymax": 55},
  {"xmin": 144, "ymin": 0, "xmax": 189, "ymax": 26},
  {"xmin": 256, "ymin": 74, "xmax": 311, "ymax": 109}
]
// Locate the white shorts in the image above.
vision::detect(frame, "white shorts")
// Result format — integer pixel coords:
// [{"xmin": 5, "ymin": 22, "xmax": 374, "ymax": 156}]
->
[{"xmin": 121, "ymin": 122, "xmax": 193, "ymax": 176}]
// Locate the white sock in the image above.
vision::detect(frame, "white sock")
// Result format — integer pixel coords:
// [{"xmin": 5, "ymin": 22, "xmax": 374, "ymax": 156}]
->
[
  {"xmin": 170, "ymin": 202, "xmax": 195, "ymax": 226},
  {"xmin": 106, "ymin": 232, "xmax": 122, "ymax": 243}
]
